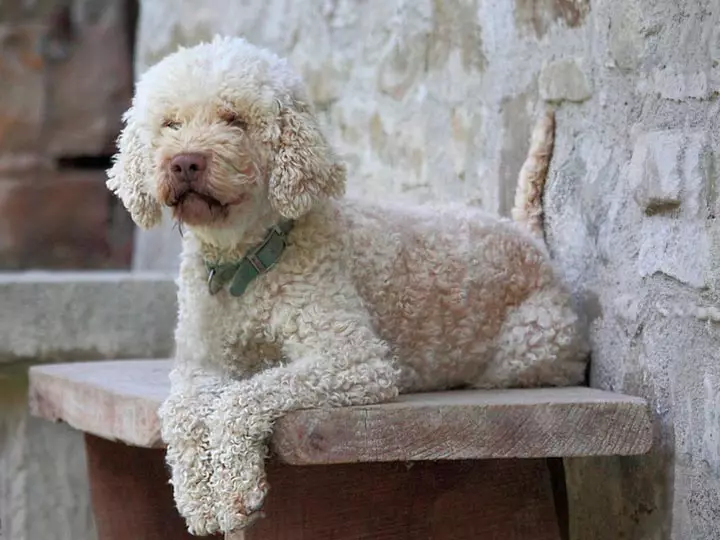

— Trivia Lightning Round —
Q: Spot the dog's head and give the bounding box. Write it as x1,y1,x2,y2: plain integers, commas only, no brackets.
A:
106,36,346,234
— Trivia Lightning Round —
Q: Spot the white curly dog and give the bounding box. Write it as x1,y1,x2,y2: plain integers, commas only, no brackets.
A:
106,36,589,535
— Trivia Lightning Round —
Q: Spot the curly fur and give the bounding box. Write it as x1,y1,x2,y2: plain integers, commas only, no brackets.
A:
512,107,555,240
107,36,589,535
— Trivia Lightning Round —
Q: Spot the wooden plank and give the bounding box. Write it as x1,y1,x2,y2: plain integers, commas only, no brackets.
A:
228,459,563,540
29,360,653,461
30,359,168,447
84,434,220,540
274,386,652,463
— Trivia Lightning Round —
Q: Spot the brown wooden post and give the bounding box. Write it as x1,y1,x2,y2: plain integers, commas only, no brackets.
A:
234,458,563,540
84,434,220,540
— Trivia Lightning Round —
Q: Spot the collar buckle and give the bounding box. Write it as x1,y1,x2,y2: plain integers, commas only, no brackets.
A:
207,267,217,295
204,219,294,297
246,252,267,273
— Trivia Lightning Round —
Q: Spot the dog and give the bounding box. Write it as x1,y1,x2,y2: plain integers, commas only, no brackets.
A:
106,35,589,535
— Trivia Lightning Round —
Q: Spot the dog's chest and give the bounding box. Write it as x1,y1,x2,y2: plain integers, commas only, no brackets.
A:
199,287,284,375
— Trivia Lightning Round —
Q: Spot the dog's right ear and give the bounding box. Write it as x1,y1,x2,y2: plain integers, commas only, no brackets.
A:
106,107,162,229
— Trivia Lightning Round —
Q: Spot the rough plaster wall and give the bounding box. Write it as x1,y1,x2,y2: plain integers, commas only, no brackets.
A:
132,1,720,538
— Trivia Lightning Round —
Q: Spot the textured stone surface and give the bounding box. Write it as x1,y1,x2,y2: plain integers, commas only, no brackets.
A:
1,271,176,540
42,0,134,157
541,2,720,538
0,366,97,540
125,1,720,539
0,0,133,157
538,58,592,102
0,170,133,270
131,208,182,272
0,0,135,270
629,131,713,288
0,272,177,364
0,25,45,155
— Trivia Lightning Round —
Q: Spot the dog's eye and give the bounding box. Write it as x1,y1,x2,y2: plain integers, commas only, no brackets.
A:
162,120,181,130
221,112,248,130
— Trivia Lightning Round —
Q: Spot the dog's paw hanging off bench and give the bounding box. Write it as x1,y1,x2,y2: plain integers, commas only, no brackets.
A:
29,359,652,540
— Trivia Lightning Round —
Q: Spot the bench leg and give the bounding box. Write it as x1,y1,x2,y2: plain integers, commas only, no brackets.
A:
234,458,565,540
84,434,220,540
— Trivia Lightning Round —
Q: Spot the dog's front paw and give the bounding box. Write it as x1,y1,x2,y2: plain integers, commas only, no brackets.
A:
208,421,270,532
216,477,269,532
212,468,269,532
160,392,221,535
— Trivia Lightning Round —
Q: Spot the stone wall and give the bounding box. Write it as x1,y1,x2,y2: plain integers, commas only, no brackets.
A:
0,0,136,269
130,1,720,539
1,366,97,540
0,273,178,540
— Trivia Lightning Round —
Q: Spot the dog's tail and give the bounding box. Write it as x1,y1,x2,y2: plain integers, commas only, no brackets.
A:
511,108,556,240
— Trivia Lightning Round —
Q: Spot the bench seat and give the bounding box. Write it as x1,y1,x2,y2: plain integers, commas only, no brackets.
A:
29,359,653,540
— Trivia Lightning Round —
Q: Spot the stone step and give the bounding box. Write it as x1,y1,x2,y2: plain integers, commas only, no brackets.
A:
0,272,176,364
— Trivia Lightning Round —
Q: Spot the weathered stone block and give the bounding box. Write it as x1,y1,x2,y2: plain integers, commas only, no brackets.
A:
631,130,713,288
514,0,590,39
638,218,710,288
539,58,592,102
43,0,133,156
630,130,712,217
1,367,97,540
0,170,129,269
0,0,132,158
608,3,644,70
0,0,58,24
630,131,686,214
0,25,46,154
643,69,712,101
131,208,183,272
0,272,176,364
377,8,430,101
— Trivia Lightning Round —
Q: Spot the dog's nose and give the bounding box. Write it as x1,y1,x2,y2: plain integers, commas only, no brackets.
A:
169,153,207,183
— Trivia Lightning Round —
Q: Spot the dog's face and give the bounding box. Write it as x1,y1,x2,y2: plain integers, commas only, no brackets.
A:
107,36,346,237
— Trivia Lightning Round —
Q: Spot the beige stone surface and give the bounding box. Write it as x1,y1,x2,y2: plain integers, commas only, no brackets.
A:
42,0,133,157
29,359,652,460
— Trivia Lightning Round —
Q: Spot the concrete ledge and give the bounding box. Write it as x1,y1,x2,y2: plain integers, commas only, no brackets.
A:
0,272,177,364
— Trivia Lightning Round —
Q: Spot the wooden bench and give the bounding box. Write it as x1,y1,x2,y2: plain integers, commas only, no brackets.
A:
29,359,653,540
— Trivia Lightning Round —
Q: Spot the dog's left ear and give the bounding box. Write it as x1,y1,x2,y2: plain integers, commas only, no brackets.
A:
106,107,162,229
268,98,346,219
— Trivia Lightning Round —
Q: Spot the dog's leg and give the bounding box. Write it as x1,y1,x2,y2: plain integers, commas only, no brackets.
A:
205,303,400,532
474,286,588,389
158,365,226,536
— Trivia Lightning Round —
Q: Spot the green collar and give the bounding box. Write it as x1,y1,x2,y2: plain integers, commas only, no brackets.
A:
205,220,294,297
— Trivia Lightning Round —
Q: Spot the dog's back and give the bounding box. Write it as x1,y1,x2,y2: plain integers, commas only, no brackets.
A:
334,111,586,391
335,196,573,392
